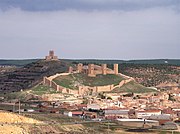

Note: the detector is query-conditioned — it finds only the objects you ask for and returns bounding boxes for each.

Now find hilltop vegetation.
[0,59,39,67]
[53,74,125,90]
[119,64,180,88]
[70,59,180,65]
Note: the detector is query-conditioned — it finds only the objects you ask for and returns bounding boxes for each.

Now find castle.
[45,50,58,61]
[69,63,119,77]
[43,50,134,96]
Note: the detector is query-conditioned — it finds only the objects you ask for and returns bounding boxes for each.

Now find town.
[0,50,179,133]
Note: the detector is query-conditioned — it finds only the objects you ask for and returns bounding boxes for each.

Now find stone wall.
[43,77,51,87]
[43,73,80,95]
[43,72,134,96]
[51,81,58,91]
[78,84,115,95]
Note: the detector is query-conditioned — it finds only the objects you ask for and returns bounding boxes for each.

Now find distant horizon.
[0,58,179,61]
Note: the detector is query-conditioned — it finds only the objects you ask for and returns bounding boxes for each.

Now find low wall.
[118,79,133,87]
[97,85,114,92]
[48,73,70,81]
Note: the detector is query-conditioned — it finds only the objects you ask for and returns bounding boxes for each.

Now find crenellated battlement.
[69,63,119,77]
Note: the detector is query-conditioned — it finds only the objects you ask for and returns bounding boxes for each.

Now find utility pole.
[107,120,110,134]
[13,103,15,112]
[18,99,20,114]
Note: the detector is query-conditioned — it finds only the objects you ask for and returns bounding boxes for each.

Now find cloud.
[0,0,179,12]
[0,6,179,59]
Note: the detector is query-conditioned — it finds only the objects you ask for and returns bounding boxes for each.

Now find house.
[64,111,97,119]
[87,103,101,110]
[104,109,129,119]
[117,119,159,128]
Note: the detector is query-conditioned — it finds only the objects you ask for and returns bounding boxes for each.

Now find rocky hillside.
[0,60,69,93]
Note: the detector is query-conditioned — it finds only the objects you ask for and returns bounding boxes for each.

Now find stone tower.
[45,50,58,60]
[88,64,96,77]
[77,63,83,73]
[68,66,73,73]
[102,64,107,75]
[49,50,54,57]
[114,64,119,75]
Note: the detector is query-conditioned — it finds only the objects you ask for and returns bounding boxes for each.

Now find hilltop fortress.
[45,50,58,61]
[43,50,134,96]
[69,63,119,77]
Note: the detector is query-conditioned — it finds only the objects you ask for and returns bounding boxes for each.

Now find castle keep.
[45,50,58,60]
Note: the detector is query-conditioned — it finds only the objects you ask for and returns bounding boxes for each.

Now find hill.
[119,63,180,88]
[0,60,69,93]
[0,59,39,67]
[69,59,180,65]
[111,81,157,93]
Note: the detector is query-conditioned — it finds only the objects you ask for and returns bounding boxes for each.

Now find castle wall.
[78,85,115,95]
[88,64,96,77]
[97,85,114,92]
[114,64,119,75]
[68,66,73,73]
[118,79,133,87]
[106,69,115,74]
[77,63,83,73]
[102,64,107,75]
[51,81,58,91]
[42,63,126,96]
[94,70,103,75]
[68,89,79,94]
[43,77,52,87]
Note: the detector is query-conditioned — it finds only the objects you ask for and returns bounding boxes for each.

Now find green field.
[0,85,60,102]
[53,73,125,90]
[30,85,60,95]
[111,81,157,93]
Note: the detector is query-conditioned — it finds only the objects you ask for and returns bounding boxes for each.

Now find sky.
[0,0,179,60]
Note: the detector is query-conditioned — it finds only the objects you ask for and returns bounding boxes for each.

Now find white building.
[136,109,161,119]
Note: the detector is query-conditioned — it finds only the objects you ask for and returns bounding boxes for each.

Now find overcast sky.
[0,0,179,60]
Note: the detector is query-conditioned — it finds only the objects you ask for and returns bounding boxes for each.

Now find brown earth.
[0,110,43,134]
